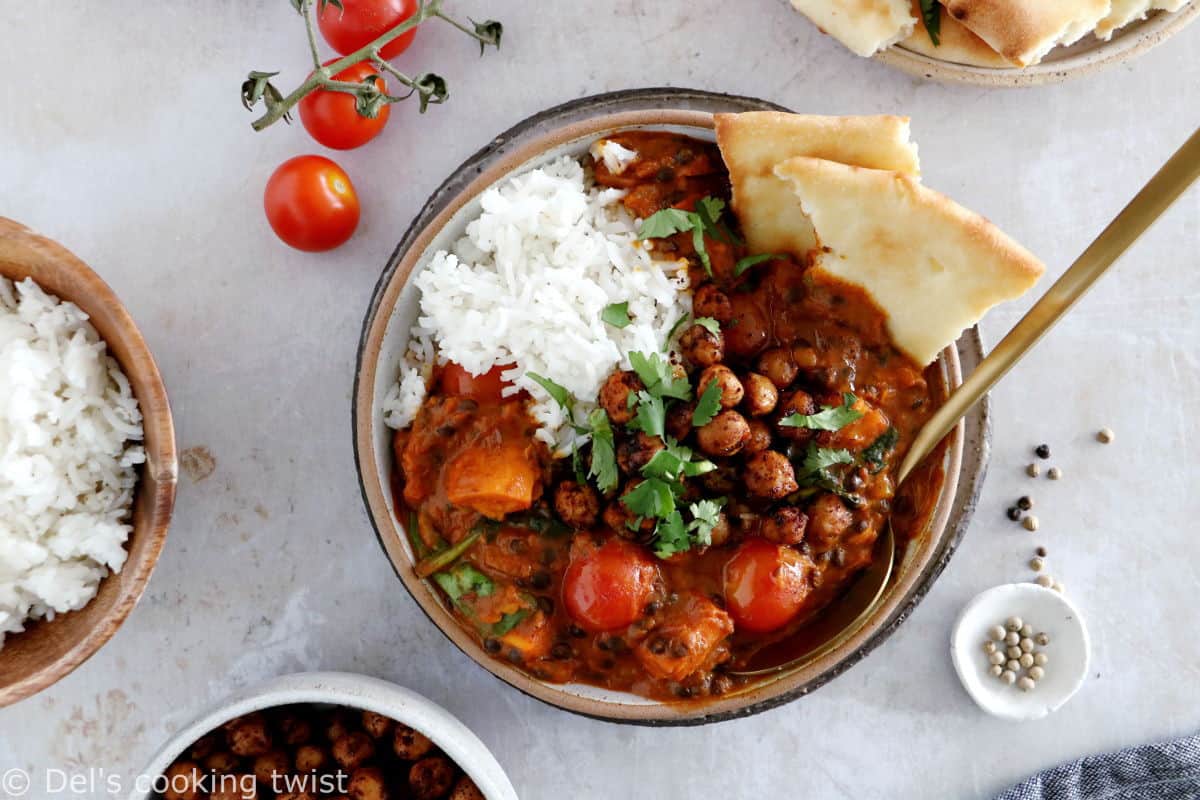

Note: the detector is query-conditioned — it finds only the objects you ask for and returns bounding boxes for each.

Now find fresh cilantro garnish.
[587,408,619,493]
[637,197,729,276]
[432,562,494,605]
[862,426,899,472]
[637,208,694,240]
[651,499,727,558]
[687,498,725,548]
[489,608,530,636]
[692,379,723,427]
[919,0,941,45]
[622,477,677,524]
[779,392,863,432]
[628,351,691,401]
[526,372,574,411]
[628,391,666,438]
[601,301,632,329]
[800,444,856,475]
[693,316,721,334]
[641,439,714,483]
[734,253,781,277]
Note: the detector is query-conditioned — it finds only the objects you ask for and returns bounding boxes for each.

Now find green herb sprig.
[637,197,731,276]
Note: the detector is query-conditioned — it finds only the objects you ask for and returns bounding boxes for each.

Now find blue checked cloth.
[996,733,1200,799]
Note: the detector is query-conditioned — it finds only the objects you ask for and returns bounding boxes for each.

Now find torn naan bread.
[1097,0,1187,39]
[774,156,1044,366]
[714,112,920,258]
[790,0,917,57]
[899,0,1016,67]
[940,0,1111,65]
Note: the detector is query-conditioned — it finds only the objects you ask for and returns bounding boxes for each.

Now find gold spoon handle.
[898,126,1200,485]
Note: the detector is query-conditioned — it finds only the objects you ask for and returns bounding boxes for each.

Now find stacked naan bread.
[791,0,1189,67]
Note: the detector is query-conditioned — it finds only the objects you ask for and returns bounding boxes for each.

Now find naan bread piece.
[898,0,1016,67]
[714,112,920,258]
[774,157,1044,366]
[790,0,917,57]
[1095,0,1152,39]
[941,0,1110,65]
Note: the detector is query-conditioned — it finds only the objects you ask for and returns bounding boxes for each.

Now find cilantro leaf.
[692,379,723,427]
[628,391,666,438]
[862,426,899,472]
[526,372,573,412]
[602,301,632,329]
[652,511,691,559]
[919,0,941,45]
[641,439,714,483]
[800,444,856,475]
[779,393,863,432]
[432,563,495,604]
[693,316,721,334]
[695,197,726,229]
[587,408,619,493]
[637,208,694,240]
[637,197,729,277]
[688,498,726,548]
[621,477,677,523]
[734,253,781,277]
[628,351,691,401]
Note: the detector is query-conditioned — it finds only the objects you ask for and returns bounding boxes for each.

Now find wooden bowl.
[0,218,177,707]
[353,90,990,724]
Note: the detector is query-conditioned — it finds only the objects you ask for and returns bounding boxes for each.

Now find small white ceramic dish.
[129,671,517,800]
[951,583,1090,721]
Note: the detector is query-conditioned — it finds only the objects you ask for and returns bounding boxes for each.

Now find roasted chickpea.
[332,731,375,772]
[449,776,486,800]
[760,506,808,545]
[276,712,313,746]
[204,751,240,774]
[617,432,665,475]
[209,775,259,800]
[392,723,435,761]
[163,761,203,800]
[741,373,778,416]
[692,283,733,323]
[598,370,643,425]
[707,511,732,547]
[724,294,769,359]
[696,410,750,457]
[808,493,854,546]
[743,419,772,455]
[666,401,696,441]
[348,767,388,800]
[744,451,799,500]
[410,756,456,800]
[678,324,724,367]
[697,365,743,409]
[252,750,291,786]
[226,713,272,757]
[324,709,354,742]
[756,347,797,389]
[775,389,817,442]
[553,480,600,528]
[188,732,220,760]
[360,710,392,739]
[293,744,328,773]
[276,793,317,800]
[791,344,819,370]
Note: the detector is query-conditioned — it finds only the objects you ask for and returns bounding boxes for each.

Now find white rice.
[0,277,145,647]
[383,153,690,455]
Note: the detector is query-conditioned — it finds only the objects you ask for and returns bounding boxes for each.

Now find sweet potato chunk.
[445,444,539,519]
[634,592,733,682]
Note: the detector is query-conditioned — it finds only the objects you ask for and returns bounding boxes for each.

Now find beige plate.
[0,219,177,707]
[353,90,988,724]
[875,3,1199,86]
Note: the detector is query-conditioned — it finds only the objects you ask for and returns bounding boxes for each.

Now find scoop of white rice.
[0,277,145,646]
[383,154,690,454]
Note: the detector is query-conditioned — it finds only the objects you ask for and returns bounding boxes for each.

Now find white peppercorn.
[1097,428,1115,444]
[1026,463,1040,478]
[983,641,998,654]
[1023,515,1039,532]
[1030,557,1045,572]
[1034,652,1048,666]
[1020,638,1034,653]
[1035,633,1050,647]
[1000,670,1017,685]
[990,664,1004,677]
[1007,645,1022,659]
[1029,666,1045,681]
[1017,676,1036,691]
[1006,659,1021,672]
[989,625,1006,641]
[989,651,1006,666]
[1020,624,1034,638]
[1019,653,1034,669]
[1036,575,1054,588]
[1048,466,1062,480]
[1006,616,1024,632]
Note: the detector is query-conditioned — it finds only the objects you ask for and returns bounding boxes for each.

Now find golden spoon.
[731,126,1200,678]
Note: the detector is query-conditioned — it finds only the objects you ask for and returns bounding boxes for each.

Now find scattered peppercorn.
[1048,466,1062,480]
[1023,515,1039,532]
[1036,574,1054,588]
[1028,666,1045,681]
[989,625,1006,641]
[1053,581,1065,593]
[1026,463,1040,478]
[1097,428,1115,444]
[1035,444,1051,459]
[1020,624,1033,638]
[1020,638,1034,653]
[1030,557,1045,571]
[1000,670,1017,685]
[1019,653,1034,669]
[989,664,1004,677]
[1035,633,1050,647]
[989,651,1006,666]
[983,641,998,655]
[1017,676,1036,691]
[1005,631,1021,646]
[1006,616,1023,631]
[1006,506,1022,521]
[1036,546,1047,558]
[1034,651,1049,664]
[1007,645,1022,659]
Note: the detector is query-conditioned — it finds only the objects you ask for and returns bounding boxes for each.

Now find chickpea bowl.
[129,672,517,800]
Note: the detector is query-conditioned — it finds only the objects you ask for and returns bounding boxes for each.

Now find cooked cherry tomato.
[299,60,390,150]
[263,155,360,252]
[438,363,511,401]
[723,538,811,633]
[317,0,419,60]
[563,539,658,633]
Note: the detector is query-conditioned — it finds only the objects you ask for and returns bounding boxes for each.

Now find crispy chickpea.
[410,756,456,800]
[324,709,354,742]
[666,401,696,441]
[276,711,313,746]
[277,792,318,800]
[692,283,733,323]
[760,506,808,545]
[791,344,819,370]
[293,744,328,773]
[210,776,260,800]
[204,751,239,774]
[743,419,772,455]
[724,294,769,359]
[360,710,392,739]
[332,730,375,772]
[707,511,732,547]
[252,750,291,786]
[775,389,817,442]
[188,732,220,760]
[617,432,665,475]
[741,373,778,417]
[348,767,388,800]
[553,480,600,528]
[392,723,435,760]
[808,493,854,546]
[696,410,750,457]
[226,713,272,757]
[756,347,797,389]
[598,370,643,425]
[698,365,743,409]
[449,776,486,800]
[678,324,724,367]
[163,761,203,800]
[744,451,799,500]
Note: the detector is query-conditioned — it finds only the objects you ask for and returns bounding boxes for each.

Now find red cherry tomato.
[299,60,390,150]
[723,538,811,633]
[317,0,419,60]
[263,155,360,252]
[563,539,658,633]
[438,363,512,401]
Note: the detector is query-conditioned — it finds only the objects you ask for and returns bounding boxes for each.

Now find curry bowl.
[353,89,990,724]
[0,219,177,707]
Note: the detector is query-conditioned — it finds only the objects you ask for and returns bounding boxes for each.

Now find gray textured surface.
[1,2,1198,798]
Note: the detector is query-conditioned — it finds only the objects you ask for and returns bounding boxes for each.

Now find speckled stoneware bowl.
[129,671,517,800]
[353,89,991,725]
[874,2,1199,87]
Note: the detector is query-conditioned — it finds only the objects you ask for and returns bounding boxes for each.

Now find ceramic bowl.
[353,89,990,724]
[128,671,517,800]
[0,219,177,707]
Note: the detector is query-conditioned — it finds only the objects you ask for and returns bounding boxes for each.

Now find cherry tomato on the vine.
[299,60,390,150]
[723,538,812,633]
[263,155,360,252]
[317,0,419,60]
